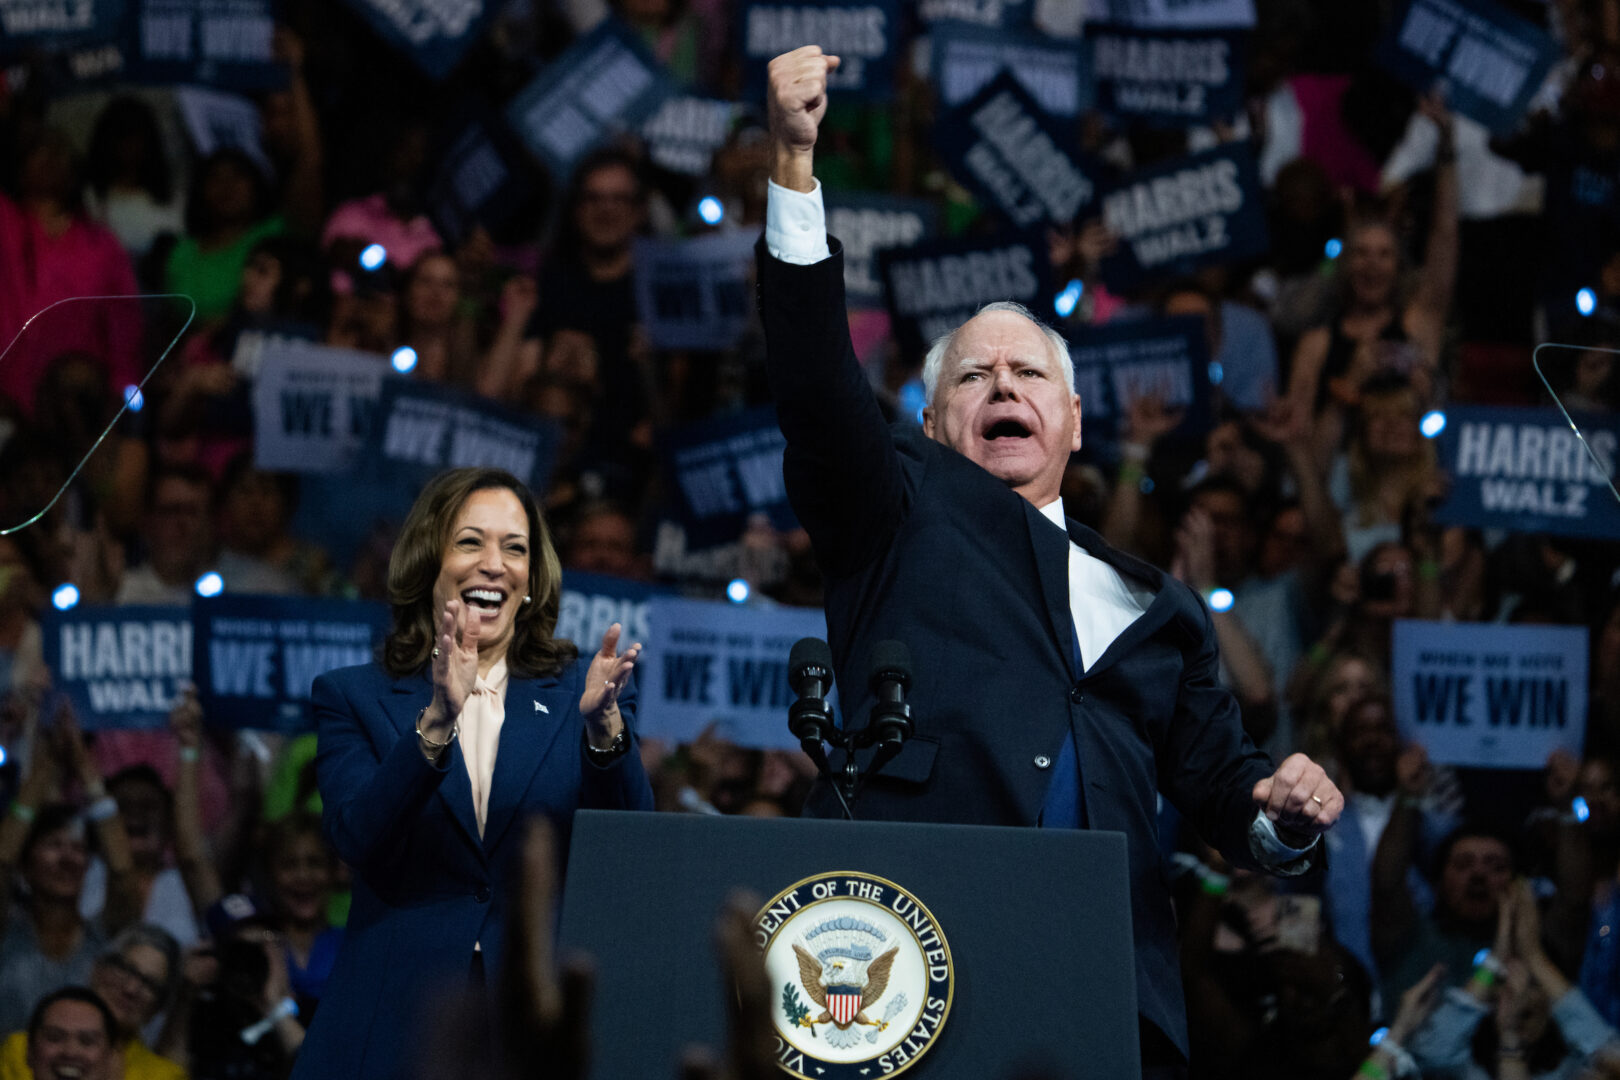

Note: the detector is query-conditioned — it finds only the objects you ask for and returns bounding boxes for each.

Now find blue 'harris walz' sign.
[339,0,498,81]
[1098,143,1269,293]
[1433,404,1620,540]
[42,605,192,730]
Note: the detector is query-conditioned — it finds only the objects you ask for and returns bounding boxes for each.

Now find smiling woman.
[292,467,654,1080]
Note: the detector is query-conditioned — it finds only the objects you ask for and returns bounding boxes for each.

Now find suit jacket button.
[476,886,492,903]
[1034,755,1052,769]
[1069,685,1084,704]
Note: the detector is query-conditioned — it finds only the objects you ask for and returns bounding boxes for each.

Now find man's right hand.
[767,46,840,192]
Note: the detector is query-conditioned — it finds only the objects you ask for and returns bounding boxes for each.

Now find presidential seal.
[754,871,953,1079]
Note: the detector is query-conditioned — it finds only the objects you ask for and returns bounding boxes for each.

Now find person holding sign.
[292,467,652,1080]
[759,46,1344,1076]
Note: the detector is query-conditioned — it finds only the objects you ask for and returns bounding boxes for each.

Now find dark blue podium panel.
[559,811,1140,1079]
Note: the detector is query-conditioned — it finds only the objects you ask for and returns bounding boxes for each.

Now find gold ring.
[1310,795,1323,806]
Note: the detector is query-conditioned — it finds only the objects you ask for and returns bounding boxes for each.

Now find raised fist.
[767,47,841,157]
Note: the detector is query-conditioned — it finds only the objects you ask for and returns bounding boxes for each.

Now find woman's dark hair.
[18,803,85,871]
[383,468,574,679]
[86,96,173,203]
[27,986,116,1045]
[217,451,300,520]
[1469,997,1567,1074]
[183,148,273,236]
[246,234,330,325]
[549,146,647,263]
[261,812,331,874]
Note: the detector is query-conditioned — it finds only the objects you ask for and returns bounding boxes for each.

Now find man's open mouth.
[983,420,1031,440]
[462,588,506,612]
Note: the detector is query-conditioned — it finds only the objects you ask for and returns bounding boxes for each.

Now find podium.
[558,810,1141,1079]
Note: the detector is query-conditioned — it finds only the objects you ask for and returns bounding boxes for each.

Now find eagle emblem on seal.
[788,917,898,1034]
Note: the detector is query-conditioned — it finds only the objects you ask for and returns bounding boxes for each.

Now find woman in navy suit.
[292,467,653,1079]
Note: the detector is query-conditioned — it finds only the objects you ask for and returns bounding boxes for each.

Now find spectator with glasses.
[0,924,182,1079]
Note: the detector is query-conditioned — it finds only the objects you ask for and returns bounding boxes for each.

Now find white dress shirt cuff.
[1248,812,1318,875]
[765,178,832,265]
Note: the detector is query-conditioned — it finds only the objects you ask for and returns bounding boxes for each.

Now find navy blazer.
[758,238,1282,1056]
[291,655,653,1080]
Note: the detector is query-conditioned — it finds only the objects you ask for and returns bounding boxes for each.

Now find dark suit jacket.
[292,656,653,1080]
[758,238,1283,1056]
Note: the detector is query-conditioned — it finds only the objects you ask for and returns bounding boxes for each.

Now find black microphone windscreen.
[789,637,833,682]
[868,640,911,685]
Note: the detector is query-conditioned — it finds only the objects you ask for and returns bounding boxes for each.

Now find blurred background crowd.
[1,0,1619,1076]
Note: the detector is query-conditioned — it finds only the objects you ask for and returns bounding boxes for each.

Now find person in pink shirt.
[320,122,443,291]
[0,129,141,418]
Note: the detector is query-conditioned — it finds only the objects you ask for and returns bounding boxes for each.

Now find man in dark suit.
[758,47,1344,1075]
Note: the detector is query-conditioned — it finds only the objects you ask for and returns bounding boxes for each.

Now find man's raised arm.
[759,46,904,578]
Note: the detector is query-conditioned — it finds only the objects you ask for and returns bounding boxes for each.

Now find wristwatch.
[584,728,629,765]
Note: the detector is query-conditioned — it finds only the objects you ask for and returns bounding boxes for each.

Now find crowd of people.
[0,0,1618,1076]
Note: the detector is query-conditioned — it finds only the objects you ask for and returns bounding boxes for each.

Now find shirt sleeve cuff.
[765,178,832,265]
[1248,812,1319,873]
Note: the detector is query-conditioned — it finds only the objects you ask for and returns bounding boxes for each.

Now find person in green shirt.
[165,149,284,325]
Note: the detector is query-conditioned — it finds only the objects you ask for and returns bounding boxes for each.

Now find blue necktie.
[1039,615,1088,829]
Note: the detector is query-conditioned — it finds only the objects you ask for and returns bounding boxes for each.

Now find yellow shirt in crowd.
[0,1029,187,1080]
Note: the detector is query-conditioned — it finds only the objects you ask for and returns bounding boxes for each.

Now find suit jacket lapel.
[481,673,570,855]
[1065,520,1176,681]
[1023,500,1081,681]
[382,674,482,855]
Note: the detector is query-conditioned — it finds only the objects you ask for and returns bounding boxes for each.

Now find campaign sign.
[643,96,736,178]
[174,85,267,167]
[740,0,900,101]
[1392,620,1587,769]
[1376,0,1559,136]
[879,230,1051,359]
[931,25,1089,119]
[369,378,562,493]
[505,19,673,180]
[641,596,826,749]
[558,571,673,653]
[43,606,191,730]
[825,191,939,309]
[659,405,794,552]
[634,230,757,352]
[192,595,388,732]
[130,0,284,91]
[1098,143,1269,293]
[428,116,540,248]
[1089,24,1248,125]
[1432,405,1620,541]
[917,0,1029,30]
[1066,315,1211,448]
[934,73,1098,231]
[339,0,495,80]
[0,0,125,56]
[252,339,387,474]
[1104,0,1255,27]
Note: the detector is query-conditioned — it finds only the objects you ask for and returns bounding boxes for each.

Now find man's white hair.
[920,300,1075,407]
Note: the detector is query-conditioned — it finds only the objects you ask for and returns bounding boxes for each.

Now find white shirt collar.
[1038,498,1066,532]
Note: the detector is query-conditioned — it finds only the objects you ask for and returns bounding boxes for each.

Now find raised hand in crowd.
[1099,392,1181,555]
[55,699,142,932]
[170,685,223,917]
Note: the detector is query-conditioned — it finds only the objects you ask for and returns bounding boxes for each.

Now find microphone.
[788,637,835,762]
[866,640,913,749]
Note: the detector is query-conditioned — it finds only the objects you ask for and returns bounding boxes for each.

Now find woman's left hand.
[579,623,641,741]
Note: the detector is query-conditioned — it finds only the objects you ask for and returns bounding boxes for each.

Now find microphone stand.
[787,639,914,819]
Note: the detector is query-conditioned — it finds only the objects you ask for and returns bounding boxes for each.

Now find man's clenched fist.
[767,46,840,191]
